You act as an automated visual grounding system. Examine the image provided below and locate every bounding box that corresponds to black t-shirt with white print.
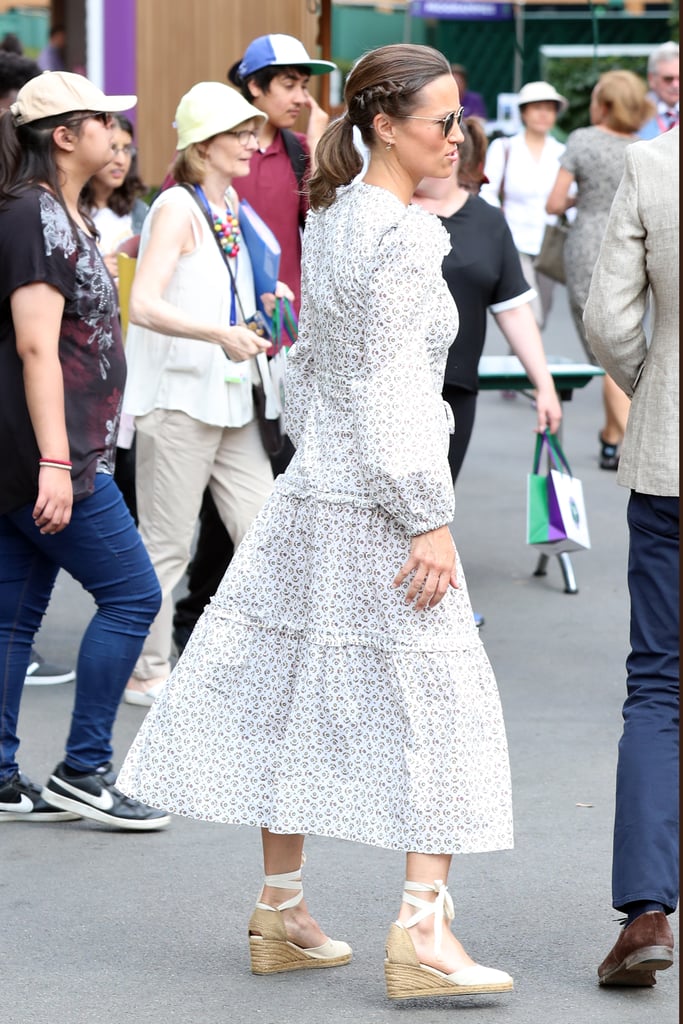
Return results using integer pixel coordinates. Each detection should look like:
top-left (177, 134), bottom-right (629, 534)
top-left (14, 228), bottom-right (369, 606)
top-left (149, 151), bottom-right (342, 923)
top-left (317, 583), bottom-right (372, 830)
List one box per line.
top-left (0, 187), bottom-right (125, 515)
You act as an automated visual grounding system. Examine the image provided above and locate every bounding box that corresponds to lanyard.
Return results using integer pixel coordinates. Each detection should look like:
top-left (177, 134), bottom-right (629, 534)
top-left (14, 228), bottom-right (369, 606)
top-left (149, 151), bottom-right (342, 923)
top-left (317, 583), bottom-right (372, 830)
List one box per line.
top-left (194, 184), bottom-right (238, 326)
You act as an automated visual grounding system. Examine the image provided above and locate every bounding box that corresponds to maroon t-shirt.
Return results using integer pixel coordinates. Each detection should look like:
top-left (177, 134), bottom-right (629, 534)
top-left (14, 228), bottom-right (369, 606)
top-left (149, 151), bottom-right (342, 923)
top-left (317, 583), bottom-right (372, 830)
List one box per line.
top-left (234, 129), bottom-right (309, 315)
top-left (0, 187), bottom-right (125, 514)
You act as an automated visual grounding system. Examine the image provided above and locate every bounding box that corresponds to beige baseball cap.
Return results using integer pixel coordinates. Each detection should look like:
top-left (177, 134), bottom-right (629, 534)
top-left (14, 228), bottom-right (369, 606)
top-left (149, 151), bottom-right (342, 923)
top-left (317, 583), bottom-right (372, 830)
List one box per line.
top-left (10, 70), bottom-right (136, 126)
top-left (173, 81), bottom-right (265, 150)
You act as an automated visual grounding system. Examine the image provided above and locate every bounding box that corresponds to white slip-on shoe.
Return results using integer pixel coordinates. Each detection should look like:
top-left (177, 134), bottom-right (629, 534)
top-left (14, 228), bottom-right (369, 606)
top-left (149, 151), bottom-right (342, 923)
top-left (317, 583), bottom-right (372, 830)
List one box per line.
top-left (122, 678), bottom-right (167, 707)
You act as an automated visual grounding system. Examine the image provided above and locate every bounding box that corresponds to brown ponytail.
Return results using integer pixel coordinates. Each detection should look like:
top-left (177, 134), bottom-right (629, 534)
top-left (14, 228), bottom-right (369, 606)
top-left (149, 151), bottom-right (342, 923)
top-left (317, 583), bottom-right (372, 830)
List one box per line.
top-left (307, 114), bottom-right (362, 211)
top-left (457, 116), bottom-right (489, 195)
top-left (308, 43), bottom-right (451, 210)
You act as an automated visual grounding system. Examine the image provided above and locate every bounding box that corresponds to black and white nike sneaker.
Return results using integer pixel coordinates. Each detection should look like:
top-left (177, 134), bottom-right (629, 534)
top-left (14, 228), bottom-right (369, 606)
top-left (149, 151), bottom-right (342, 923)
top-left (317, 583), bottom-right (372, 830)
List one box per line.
top-left (41, 762), bottom-right (171, 831)
top-left (0, 771), bottom-right (80, 822)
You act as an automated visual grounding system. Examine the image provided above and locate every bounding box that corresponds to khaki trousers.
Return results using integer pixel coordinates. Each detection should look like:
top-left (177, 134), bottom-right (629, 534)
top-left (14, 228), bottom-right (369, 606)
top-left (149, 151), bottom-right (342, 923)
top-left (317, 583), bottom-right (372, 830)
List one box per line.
top-left (132, 409), bottom-right (273, 681)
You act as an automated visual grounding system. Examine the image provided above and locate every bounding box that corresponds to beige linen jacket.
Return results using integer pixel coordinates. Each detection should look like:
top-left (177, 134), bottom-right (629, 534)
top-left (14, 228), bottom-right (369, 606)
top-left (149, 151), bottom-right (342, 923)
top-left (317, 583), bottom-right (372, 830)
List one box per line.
top-left (584, 127), bottom-right (679, 497)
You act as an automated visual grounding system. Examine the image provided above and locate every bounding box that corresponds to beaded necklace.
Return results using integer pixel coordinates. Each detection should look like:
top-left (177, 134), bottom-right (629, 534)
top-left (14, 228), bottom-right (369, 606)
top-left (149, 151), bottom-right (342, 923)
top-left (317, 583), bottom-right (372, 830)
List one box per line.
top-left (211, 205), bottom-right (240, 258)
top-left (194, 185), bottom-right (240, 258)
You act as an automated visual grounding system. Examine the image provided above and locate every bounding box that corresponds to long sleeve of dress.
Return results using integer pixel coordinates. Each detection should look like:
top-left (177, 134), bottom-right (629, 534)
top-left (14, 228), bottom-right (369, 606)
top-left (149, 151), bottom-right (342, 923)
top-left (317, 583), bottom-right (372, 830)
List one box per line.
top-left (284, 192), bottom-right (457, 538)
top-left (349, 224), bottom-right (455, 535)
top-left (283, 318), bottom-right (316, 449)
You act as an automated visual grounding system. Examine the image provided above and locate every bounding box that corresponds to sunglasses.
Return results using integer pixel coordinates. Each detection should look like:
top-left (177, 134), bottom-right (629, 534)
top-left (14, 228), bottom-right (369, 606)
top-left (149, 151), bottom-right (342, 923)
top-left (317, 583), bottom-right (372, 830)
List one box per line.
top-left (402, 107), bottom-right (464, 137)
top-left (68, 111), bottom-right (114, 128)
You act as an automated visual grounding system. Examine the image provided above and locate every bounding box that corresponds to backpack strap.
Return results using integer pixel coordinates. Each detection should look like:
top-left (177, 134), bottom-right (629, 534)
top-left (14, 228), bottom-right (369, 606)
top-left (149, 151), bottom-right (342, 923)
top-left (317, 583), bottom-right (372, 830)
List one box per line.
top-left (280, 128), bottom-right (308, 189)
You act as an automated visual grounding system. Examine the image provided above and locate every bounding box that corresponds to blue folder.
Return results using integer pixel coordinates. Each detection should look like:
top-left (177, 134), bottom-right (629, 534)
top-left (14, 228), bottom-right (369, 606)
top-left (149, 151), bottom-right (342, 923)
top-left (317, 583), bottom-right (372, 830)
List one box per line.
top-left (239, 198), bottom-right (281, 327)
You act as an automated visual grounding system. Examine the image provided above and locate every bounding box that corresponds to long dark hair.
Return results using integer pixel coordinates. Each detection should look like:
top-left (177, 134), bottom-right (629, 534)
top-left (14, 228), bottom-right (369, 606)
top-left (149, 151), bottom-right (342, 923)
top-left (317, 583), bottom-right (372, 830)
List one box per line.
top-left (0, 109), bottom-right (92, 233)
top-left (80, 114), bottom-right (146, 216)
top-left (308, 44), bottom-right (451, 210)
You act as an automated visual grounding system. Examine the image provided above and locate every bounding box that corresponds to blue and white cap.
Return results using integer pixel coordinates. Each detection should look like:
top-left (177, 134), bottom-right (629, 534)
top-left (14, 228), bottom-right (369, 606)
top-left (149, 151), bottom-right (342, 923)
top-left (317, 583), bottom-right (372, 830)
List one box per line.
top-left (228, 34), bottom-right (336, 85)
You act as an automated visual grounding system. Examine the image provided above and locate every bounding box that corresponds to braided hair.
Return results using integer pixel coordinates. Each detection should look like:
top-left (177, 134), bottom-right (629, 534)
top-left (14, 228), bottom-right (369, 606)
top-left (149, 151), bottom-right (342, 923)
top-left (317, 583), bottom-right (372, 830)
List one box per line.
top-left (308, 44), bottom-right (451, 210)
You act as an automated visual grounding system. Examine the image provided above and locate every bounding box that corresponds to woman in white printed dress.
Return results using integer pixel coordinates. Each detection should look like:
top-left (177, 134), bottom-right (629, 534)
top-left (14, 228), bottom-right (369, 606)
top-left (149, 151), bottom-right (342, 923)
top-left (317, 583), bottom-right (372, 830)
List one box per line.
top-left (118, 44), bottom-right (514, 1002)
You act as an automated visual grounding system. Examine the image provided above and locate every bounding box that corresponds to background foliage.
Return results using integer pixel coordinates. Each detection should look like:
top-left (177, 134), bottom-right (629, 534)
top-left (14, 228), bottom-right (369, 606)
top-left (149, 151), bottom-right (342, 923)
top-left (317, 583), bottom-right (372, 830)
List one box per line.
top-left (542, 54), bottom-right (650, 136)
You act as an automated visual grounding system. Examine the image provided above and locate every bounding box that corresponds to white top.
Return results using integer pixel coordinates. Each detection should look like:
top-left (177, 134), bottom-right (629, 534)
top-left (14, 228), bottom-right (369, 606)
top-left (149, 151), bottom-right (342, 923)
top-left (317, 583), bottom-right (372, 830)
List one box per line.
top-left (480, 132), bottom-right (566, 255)
top-left (122, 186), bottom-right (258, 429)
top-left (92, 206), bottom-right (133, 255)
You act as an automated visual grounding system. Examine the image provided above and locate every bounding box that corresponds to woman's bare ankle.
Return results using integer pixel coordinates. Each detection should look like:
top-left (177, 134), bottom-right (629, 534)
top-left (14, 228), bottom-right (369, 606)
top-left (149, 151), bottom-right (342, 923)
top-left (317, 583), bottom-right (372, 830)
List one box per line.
top-left (260, 884), bottom-right (299, 909)
top-left (279, 901), bottom-right (329, 949)
top-left (398, 913), bottom-right (476, 974)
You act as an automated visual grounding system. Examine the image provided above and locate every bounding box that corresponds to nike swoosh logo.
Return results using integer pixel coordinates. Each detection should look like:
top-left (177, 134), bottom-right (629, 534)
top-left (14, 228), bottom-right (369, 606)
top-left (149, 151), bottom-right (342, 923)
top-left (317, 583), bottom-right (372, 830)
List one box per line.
top-left (54, 777), bottom-right (114, 811)
top-left (0, 794), bottom-right (33, 813)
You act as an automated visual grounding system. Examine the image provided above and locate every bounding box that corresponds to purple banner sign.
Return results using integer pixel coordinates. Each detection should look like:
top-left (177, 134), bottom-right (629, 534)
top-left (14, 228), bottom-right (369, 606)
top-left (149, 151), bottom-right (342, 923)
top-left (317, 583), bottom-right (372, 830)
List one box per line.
top-left (104, 0), bottom-right (136, 126)
top-left (411, 0), bottom-right (513, 19)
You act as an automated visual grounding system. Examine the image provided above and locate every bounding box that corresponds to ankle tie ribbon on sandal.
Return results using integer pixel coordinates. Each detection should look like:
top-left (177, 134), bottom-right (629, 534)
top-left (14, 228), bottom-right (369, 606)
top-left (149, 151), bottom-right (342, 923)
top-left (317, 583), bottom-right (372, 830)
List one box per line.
top-left (256, 853), bottom-right (306, 912)
top-left (402, 879), bottom-right (455, 955)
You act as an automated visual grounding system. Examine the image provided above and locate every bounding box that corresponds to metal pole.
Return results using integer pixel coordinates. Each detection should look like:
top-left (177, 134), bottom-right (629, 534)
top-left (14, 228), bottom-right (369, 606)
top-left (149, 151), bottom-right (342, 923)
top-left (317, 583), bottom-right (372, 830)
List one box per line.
top-left (403, 1), bottom-right (413, 43)
top-left (513, 1), bottom-right (525, 92)
top-left (317, 0), bottom-right (332, 111)
top-left (589, 2), bottom-right (600, 77)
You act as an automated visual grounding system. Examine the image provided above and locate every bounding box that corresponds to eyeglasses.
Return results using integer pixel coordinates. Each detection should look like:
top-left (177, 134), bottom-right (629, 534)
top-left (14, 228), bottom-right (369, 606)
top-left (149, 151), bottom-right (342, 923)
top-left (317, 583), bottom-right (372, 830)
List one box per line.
top-left (223, 129), bottom-right (259, 146)
top-left (111, 144), bottom-right (136, 157)
top-left (402, 107), bottom-right (464, 137)
top-left (658, 75), bottom-right (679, 84)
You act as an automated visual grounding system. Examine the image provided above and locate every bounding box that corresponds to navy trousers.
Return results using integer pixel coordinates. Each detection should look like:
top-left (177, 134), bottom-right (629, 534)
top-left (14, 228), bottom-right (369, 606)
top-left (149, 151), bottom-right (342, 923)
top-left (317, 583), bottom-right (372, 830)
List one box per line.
top-left (612, 491), bottom-right (679, 914)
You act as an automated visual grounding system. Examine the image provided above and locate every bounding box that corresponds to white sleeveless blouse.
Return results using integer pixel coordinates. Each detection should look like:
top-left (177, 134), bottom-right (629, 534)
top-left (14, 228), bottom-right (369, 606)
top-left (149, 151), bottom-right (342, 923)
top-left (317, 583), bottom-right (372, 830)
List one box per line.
top-left (122, 185), bottom-right (258, 428)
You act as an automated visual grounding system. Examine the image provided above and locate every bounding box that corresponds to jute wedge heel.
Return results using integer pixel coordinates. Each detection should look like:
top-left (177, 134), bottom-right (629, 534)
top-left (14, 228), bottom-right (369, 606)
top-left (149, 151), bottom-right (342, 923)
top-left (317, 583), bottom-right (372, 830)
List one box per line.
top-left (248, 859), bottom-right (352, 975)
top-left (384, 880), bottom-right (513, 1000)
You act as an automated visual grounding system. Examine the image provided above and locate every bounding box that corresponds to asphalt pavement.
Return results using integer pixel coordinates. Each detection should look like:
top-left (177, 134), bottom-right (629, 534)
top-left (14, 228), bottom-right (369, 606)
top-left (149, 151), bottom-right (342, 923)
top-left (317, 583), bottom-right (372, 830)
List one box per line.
top-left (2, 287), bottom-right (678, 1024)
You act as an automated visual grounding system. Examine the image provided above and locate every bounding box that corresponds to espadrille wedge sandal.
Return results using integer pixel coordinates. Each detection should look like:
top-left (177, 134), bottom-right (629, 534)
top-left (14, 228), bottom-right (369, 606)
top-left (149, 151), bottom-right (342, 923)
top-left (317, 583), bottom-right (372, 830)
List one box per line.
top-left (248, 860), bottom-right (352, 975)
top-left (384, 880), bottom-right (513, 1000)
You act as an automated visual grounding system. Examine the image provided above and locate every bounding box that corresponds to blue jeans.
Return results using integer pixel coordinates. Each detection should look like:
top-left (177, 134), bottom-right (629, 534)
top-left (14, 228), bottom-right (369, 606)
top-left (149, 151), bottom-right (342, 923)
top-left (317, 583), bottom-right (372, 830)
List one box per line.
top-left (612, 491), bottom-right (679, 914)
top-left (0, 474), bottom-right (161, 781)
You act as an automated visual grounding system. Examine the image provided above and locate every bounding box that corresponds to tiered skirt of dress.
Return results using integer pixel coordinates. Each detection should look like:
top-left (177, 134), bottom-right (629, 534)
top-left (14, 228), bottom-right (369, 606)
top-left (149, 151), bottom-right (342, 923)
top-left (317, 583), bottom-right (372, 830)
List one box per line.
top-left (118, 481), bottom-right (514, 856)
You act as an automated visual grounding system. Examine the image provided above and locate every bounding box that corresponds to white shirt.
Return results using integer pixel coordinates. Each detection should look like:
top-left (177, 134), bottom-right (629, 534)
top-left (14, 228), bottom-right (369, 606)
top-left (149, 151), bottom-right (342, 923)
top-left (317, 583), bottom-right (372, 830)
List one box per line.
top-left (480, 132), bottom-right (566, 255)
top-left (92, 205), bottom-right (134, 255)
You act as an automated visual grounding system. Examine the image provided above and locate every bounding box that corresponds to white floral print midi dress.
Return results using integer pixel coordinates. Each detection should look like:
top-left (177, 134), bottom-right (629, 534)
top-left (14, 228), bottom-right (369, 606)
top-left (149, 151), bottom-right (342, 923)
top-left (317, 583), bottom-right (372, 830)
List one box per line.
top-left (118, 182), bottom-right (514, 855)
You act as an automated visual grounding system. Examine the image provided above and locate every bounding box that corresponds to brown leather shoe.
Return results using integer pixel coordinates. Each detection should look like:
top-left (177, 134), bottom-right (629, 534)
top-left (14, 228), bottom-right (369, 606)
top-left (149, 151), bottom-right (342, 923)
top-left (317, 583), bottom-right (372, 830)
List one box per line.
top-left (598, 911), bottom-right (675, 986)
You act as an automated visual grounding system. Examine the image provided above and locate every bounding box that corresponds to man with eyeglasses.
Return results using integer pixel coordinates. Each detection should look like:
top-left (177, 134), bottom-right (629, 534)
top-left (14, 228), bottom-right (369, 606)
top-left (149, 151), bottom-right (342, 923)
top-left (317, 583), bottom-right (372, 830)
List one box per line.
top-left (227, 34), bottom-right (336, 318)
top-left (639, 41), bottom-right (679, 139)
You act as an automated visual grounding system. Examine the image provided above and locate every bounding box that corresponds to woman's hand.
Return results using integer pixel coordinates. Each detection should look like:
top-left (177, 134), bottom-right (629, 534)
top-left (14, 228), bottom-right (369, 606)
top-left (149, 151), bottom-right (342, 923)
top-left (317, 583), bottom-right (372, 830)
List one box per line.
top-left (393, 524), bottom-right (459, 610)
top-left (33, 466), bottom-right (73, 534)
top-left (220, 324), bottom-right (272, 362)
top-left (260, 280), bottom-right (296, 318)
top-left (534, 381), bottom-right (563, 435)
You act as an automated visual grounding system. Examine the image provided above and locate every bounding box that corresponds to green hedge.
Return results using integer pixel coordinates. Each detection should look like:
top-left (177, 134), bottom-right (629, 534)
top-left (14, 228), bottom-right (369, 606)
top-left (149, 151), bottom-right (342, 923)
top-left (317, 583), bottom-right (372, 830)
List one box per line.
top-left (542, 54), bottom-right (649, 136)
